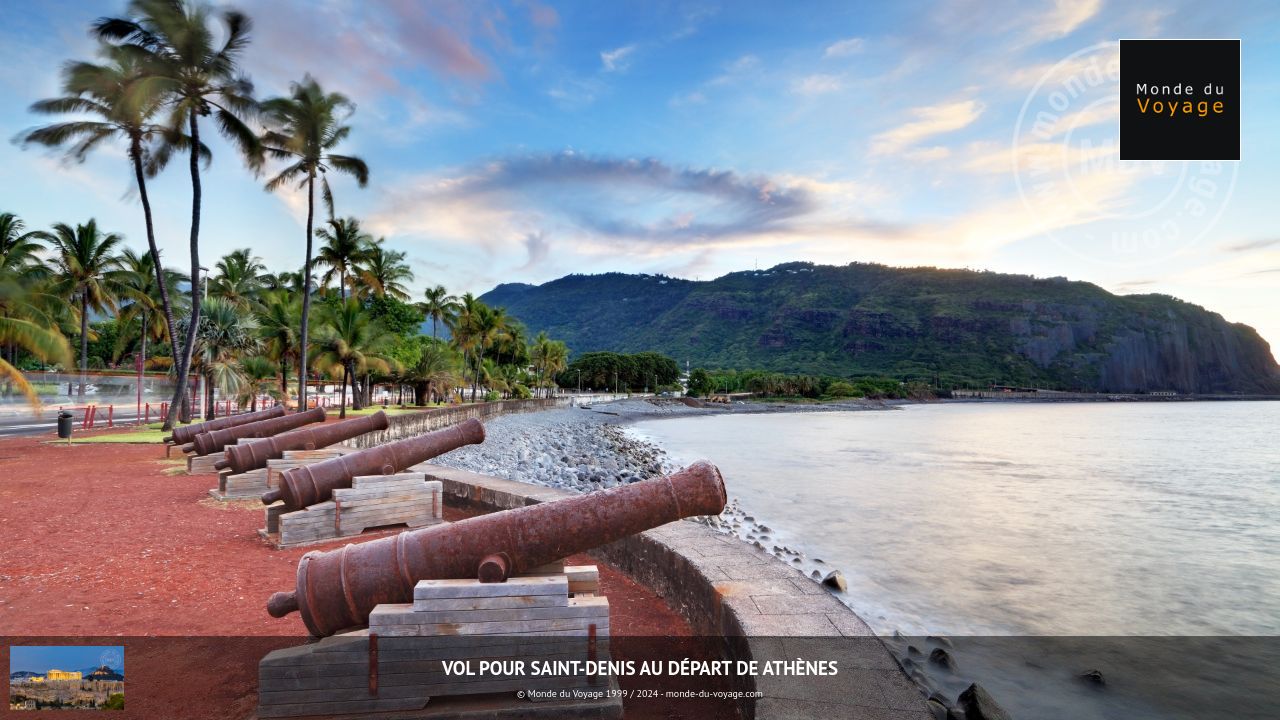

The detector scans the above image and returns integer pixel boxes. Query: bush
[511,384,532,399]
[826,381,859,398]
[484,390,501,402]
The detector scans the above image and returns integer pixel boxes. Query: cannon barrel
[164,405,285,444]
[261,418,486,509]
[214,411,391,473]
[267,460,726,636]
[184,407,327,456]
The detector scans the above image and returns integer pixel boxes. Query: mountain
[480,262,1280,394]
[10,671,40,680]
[82,666,124,681]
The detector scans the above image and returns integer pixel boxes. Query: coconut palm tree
[258,76,369,412]
[355,238,413,301]
[313,217,370,301]
[46,220,128,398]
[0,275,72,411]
[256,290,299,400]
[20,43,204,400]
[95,0,261,429]
[311,298,389,419]
[1,213,54,370]
[530,332,569,398]
[419,285,457,341]
[182,296,260,419]
[210,248,266,308]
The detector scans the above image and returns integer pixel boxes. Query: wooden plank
[371,617,609,637]
[410,593,569,612]
[371,597,607,626]
[413,576,568,600]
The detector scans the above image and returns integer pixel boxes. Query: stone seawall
[415,462,930,720]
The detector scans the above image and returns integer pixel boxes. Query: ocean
[629,402,1280,718]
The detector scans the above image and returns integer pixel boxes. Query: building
[44,669,81,681]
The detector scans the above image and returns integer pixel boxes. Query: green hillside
[481,262,1280,394]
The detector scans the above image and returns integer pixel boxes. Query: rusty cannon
[164,405,285,445]
[261,418,486,510]
[184,406,327,456]
[214,410,391,473]
[267,460,726,636]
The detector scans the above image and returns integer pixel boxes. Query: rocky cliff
[481,262,1280,394]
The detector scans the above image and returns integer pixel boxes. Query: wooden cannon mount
[255,419,487,548]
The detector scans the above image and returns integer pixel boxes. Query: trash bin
[57,411,74,439]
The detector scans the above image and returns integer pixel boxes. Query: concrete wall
[415,463,930,720]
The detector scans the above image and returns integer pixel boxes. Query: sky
[9,645,125,674]
[1,0,1278,352]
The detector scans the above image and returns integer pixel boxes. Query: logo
[1120,39,1240,161]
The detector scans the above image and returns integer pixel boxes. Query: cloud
[600,45,636,72]
[1221,238,1280,253]
[791,74,842,96]
[1031,0,1103,41]
[870,99,985,155]
[824,37,864,58]
[519,231,551,270]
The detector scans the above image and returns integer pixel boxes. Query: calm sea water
[630,402,1280,718]
[632,402,1280,637]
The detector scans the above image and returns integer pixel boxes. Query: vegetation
[556,351,679,393]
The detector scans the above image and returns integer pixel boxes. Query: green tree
[419,285,457,341]
[0,276,72,410]
[112,248,184,370]
[95,0,262,428]
[255,290,299,400]
[259,76,369,411]
[407,338,462,406]
[687,368,713,397]
[313,216,370,301]
[311,298,390,418]
[20,43,198,398]
[237,354,282,411]
[356,238,413,301]
[210,248,266,308]
[1,213,55,374]
[46,219,127,398]
[182,296,260,419]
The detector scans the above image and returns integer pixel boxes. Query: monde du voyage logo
[1120,39,1240,160]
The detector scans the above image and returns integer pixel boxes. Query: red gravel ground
[0,427,732,719]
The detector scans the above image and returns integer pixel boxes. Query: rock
[927,635,953,648]
[929,648,957,671]
[907,645,923,658]
[811,570,823,581]
[821,570,847,592]
[926,699,950,720]
[945,708,968,720]
[956,683,1010,720]
[1078,669,1106,687]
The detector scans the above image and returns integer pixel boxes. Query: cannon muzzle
[261,418,485,509]
[217,411,390,474]
[268,460,726,636]
[164,405,286,444]
[186,406,326,456]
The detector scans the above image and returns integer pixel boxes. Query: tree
[419,285,457,340]
[20,43,198,406]
[237,354,282,411]
[46,220,127,398]
[96,0,261,428]
[313,217,370,301]
[113,248,184,372]
[259,76,369,411]
[311,298,390,419]
[407,338,461,406]
[183,296,260,419]
[0,276,72,410]
[0,213,54,371]
[256,290,299,399]
[209,248,265,308]
[356,238,413,301]
[687,368,713,397]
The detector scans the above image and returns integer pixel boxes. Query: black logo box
[1120,39,1240,161]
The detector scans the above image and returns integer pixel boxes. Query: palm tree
[0,276,72,411]
[530,332,569,398]
[259,76,369,412]
[210,248,265,308]
[419,285,457,340]
[409,339,461,406]
[237,355,281,411]
[256,290,299,400]
[21,43,204,400]
[113,248,184,373]
[95,0,261,429]
[356,238,413,300]
[46,220,127,398]
[313,217,371,301]
[448,293,484,401]
[182,296,260,419]
[0,213,52,370]
[311,298,389,419]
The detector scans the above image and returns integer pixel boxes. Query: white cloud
[870,99,985,155]
[600,45,636,72]
[824,37,864,58]
[791,74,842,96]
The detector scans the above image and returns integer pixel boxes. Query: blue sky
[2,0,1278,351]
[9,645,124,674]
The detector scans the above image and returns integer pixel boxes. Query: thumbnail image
[8,646,124,711]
